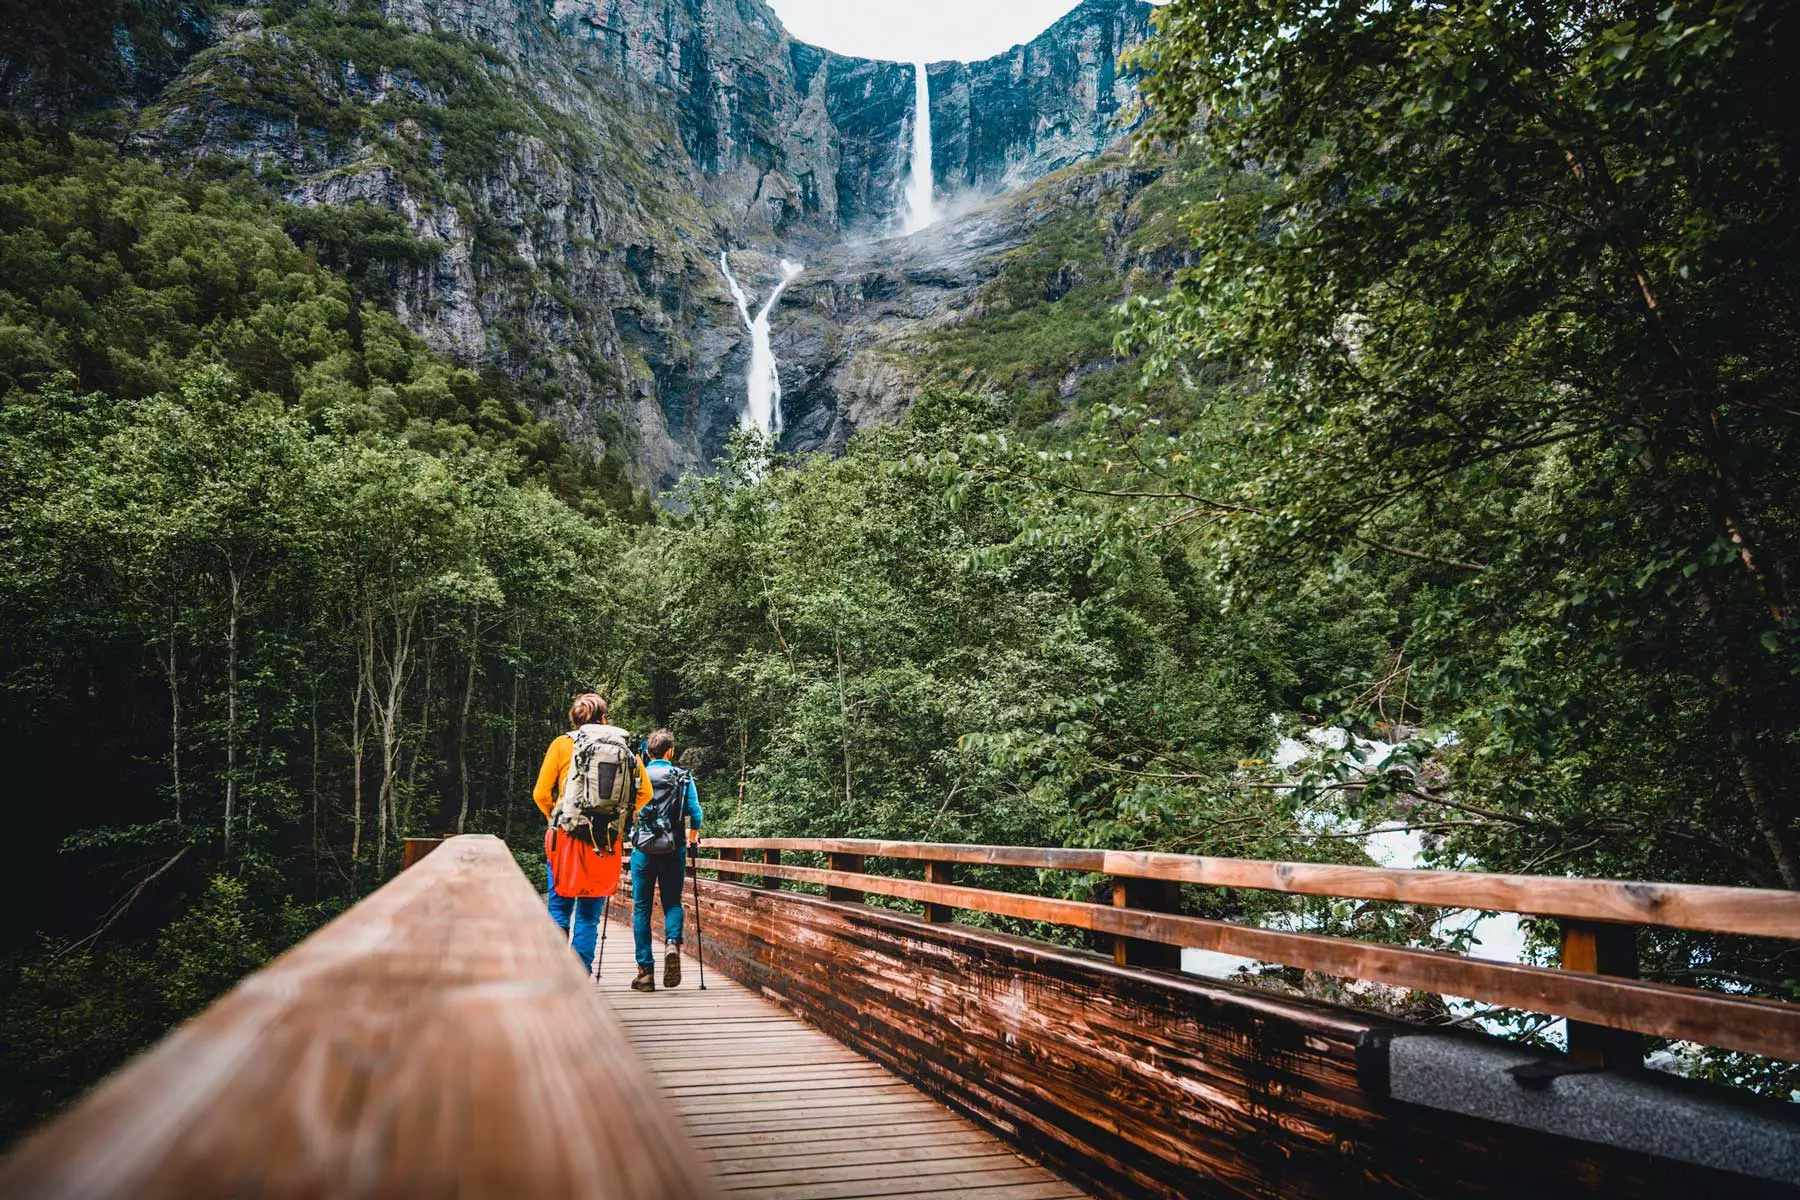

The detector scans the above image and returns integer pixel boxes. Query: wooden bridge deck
[595,926,1086,1200]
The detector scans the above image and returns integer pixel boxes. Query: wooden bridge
[3,833,1798,1198]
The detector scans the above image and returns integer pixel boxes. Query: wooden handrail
[692,839,1800,1064]
[0,836,718,1199]
[698,837,1800,939]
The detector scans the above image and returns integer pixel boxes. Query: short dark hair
[570,693,608,726]
[646,728,676,759]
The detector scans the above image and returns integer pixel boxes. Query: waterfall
[719,253,805,439]
[903,61,937,234]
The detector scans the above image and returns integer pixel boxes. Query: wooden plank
[665,1075,900,1100]
[696,857,1800,1061]
[675,1087,930,1117]
[691,1118,971,1149]
[699,838,1800,939]
[724,1165,1065,1200]
[681,1112,964,1139]
[879,1189,1083,1200]
[721,1152,1024,1188]
[871,1187,1084,1200]
[711,1132,997,1169]
[0,835,716,1199]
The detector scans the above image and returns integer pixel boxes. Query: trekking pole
[690,838,707,991]
[591,897,609,987]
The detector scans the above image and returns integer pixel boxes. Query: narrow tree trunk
[457,614,479,834]
[351,609,372,866]
[160,634,182,823]
[836,631,852,818]
[376,600,417,865]
[224,569,241,858]
[1736,733,1798,889]
[408,633,434,792]
[737,719,748,825]
[310,675,322,891]
[1716,656,1800,888]
[504,654,522,839]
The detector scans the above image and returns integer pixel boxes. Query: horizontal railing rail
[694,838,1800,1066]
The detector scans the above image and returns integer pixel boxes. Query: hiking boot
[664,948,683,989]
[630,967,655,992]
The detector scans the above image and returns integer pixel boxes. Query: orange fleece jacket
[532,731,653,823]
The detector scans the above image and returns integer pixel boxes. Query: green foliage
[0,131,655,1141]
[0,131,645,518]
[975,0,1800,1088]
[910,154,1227,430]
[654,401,1382,920]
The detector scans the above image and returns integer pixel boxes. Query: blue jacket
[643,758,703,830]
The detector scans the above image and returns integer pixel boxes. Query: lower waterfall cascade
[719,253,805,439]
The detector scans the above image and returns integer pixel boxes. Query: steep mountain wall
[4,0,1157,493]
[930,0,1153,195]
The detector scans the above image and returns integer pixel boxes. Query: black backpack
[632,766,691,856]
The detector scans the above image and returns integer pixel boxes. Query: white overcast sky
[766,0,1161,64]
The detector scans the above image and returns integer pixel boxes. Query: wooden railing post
[401,837,446,871]
[762,848,783,891]
[924,859,955,923]
[1112,877,1183,971]
[715,846,744,883]
[827,852,865,903]
[1560,919,1643,1070]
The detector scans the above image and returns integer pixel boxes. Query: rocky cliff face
[7,0,1158,493]
[929,0,1153,197]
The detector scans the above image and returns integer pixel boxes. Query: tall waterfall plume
[719,253,805,439]
[903,62,938,234]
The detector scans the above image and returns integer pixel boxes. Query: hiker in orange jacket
[534,693,652,962]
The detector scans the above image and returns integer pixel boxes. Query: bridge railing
[696,837,1800,1067]
[0,835,717,1198]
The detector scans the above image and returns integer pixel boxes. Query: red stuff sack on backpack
[546,826,623,899]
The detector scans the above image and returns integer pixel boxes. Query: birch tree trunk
[160,634,182,824]
[223,568,241,857]
[351,608,371,866]
[836,631,853,818]
[457,613,479,834]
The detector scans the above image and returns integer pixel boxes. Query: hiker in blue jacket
[630,728,703,991]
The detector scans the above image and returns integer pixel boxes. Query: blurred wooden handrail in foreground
[698,837,1800,1067]
[0,835,717,1199]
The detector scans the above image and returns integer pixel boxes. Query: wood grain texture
[0,835,718,1200]
[592,904,1086,1200]
[681,875,1792,1200]
[699,838,1800,939]
[696,855,1800,1061]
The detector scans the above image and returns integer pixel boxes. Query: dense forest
[3,0,1797,1142]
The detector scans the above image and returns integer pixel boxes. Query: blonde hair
[569,693,608,727]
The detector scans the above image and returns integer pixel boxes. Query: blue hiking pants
[632,847,686,970]
[546,859,604,965]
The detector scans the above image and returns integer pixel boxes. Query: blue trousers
[632,847,686,969]
[546,860,604,965]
